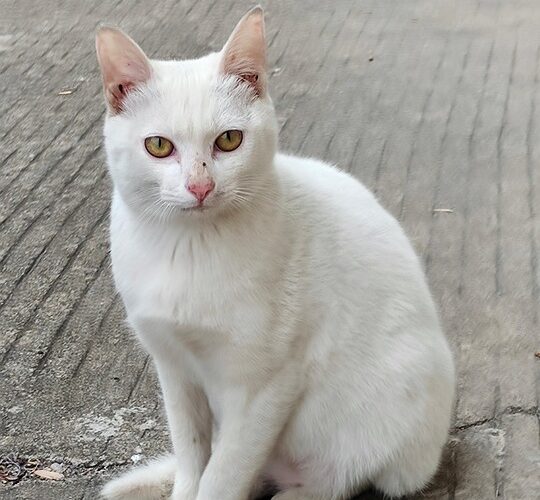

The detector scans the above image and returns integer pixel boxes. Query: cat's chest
[110,217,272,347]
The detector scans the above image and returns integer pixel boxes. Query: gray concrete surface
[0,0,539,498]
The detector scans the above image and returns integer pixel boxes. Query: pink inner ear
[220,8,266,96]
[106,82,134,112]
[240,73,259,85]
[96,27,152,113]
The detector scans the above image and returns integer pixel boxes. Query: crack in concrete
[453,405,539,432]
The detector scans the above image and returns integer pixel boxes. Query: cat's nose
[187,180,215,203]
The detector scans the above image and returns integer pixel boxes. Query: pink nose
[187,180,215,203]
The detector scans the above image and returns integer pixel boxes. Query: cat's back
[274,152,433,314]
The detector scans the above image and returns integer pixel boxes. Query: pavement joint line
[494,36,518,297]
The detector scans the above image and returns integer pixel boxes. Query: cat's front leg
[134,317,212,500]
[153,354,211,500]
[196,365,300,500]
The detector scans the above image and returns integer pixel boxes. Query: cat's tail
[101,455,176,499]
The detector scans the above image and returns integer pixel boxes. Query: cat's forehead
[131,54,253,138]
[152,54,220,99]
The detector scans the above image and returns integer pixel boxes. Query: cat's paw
[168,473,198,500]
[101,456,176,499]
[168,490,197,500]
[168,494,197,500]
[271,488,321,500]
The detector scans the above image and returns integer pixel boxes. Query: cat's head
[96,7,277,222]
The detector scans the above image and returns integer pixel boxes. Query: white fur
[102,456,176,499]
[98,10,455,500]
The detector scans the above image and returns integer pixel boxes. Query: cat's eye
[215,130,243,152]
[145,136,174,158]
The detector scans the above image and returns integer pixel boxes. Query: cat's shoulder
[275,152,352,178]
[274,152,376,205]
[273,153,405,242]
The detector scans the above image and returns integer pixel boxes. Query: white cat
[96,7,455,500]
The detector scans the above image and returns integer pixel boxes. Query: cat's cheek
[159,164,186,192]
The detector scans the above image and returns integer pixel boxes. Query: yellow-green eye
[215,130,243,152]
[145,136,174,158]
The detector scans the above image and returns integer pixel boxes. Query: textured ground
[0,0,539,498]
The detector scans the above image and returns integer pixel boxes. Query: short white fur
[97,7,455,500]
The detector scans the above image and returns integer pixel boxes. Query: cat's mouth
[159,191,224,215]
[160,196,213,212]
[182,204,209,212]
[167,200,215,214]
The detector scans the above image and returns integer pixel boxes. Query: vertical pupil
[226,131,231,142]
[157,137,162,148]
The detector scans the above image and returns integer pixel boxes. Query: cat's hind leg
[101,455,175,500]
[372,440,442,497]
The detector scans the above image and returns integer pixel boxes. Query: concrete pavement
[0,0,538,498]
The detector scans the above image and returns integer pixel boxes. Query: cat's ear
[220,6,266,97]
[95,27,152,114]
